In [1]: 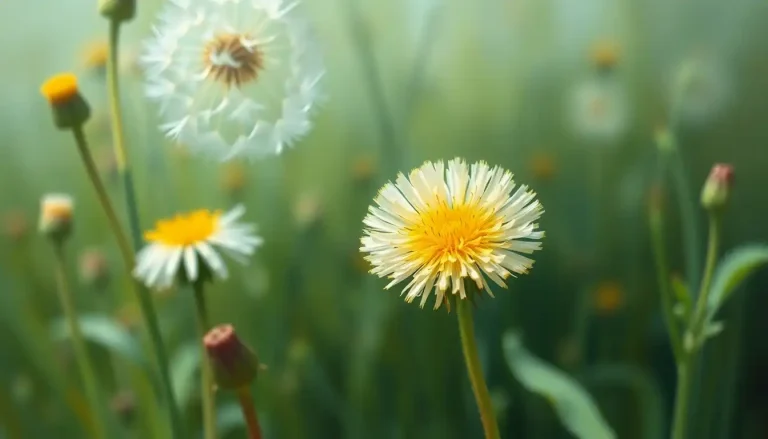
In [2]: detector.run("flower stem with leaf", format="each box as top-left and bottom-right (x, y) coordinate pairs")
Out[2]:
(51, 242), (107, 439)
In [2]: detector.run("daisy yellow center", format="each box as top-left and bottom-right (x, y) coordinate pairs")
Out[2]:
(405, 202), (501, 266)
(144, 209), (222, 247)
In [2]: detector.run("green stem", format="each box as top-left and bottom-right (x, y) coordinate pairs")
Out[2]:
(649, 205), (683, 362)
(670, 143), (702, 292)
(71, 124), (185, 438)
(105, 19), (186, 438)
(194, 282), (217, 439)
(670, 214), (720, 439)
(456, 299), (501, 439)
(51, 243), (107, 439)
(236, 387), (263, 439)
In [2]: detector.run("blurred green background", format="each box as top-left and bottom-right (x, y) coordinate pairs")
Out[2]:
(2, 0), (768, 437)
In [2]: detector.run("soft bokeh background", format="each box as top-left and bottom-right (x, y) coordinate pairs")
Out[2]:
(2, 0), (768, 437)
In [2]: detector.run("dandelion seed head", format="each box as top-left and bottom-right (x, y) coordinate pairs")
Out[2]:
(142, 0), (324, 160)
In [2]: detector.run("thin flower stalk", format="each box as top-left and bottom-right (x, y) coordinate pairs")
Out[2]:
(194, 281), (217, 439)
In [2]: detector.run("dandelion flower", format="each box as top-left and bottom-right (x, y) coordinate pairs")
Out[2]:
(134, 205), (262, 289)
(141, 0), (324, 160)
(568, 77), (629, 144)
(360, 159), (544, 309)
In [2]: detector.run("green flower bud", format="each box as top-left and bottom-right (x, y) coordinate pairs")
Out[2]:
(99, 0), (135, 22)
(38, 194), (74, 243)
(700, 163), (734, 212)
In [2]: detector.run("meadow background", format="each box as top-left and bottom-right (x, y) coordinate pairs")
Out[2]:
(1, 0), (768, 437)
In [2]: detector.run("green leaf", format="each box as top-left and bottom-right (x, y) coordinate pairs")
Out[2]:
(170, 342), (201, 408)
(503, 331), (616, 439)
(671, 275), (692, 319)
(50, 314), (149, 374)
(707, 245), (768, 320)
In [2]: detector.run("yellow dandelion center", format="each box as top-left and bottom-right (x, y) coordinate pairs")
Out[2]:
(144, 209), (221, 247)
(405, 202), (502, 269)
(42, 203), (73, 222)
(40, 73), (79, 105)
(203, 34), (264, 88)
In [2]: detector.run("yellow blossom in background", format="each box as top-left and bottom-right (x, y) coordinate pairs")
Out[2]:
(361, 158), (544, 309)
(351, 155), (377, 183)
(81, 40), (108, 73)
(220, 162), (248, 197)
(294, 192), (323, 229)
(3, 210), (29, 242)
(529, 152), (557, 182)
(38, 194), (74, 240)
(590, 40), (620, 73)
(593, 281), (624, 315)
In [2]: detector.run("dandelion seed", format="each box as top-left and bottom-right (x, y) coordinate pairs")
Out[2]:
(141, 0), (324, 160)
(568, 77), (629, 144)
(360, 158), (544, 309)
(134, 205), (262, 289)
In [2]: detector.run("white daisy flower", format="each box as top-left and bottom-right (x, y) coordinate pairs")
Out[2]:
(360, 158), (544, 309)
(141, 0), (324, 160)
(134, 205), (263, 289)
(567, 77), (629, 144)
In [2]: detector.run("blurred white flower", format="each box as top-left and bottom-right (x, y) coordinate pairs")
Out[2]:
(671, 55), (732, 125)
(142, 0), (324, 160)
(134, 205), (262, 289)
(567, 77), (629, 144)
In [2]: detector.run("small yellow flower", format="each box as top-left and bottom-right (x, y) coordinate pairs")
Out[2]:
(39, 194), (74, 240)
(590, 40), (620, 72)
(529, 153), (557, 182)
(134, 205), (262, 289)
(593, 281), (624, 315)
(3, 210), (29, 242)
(81, 40), (109, 72)
(220, 162), (247, 195)
(40, 73), (91, 129)
(361, 158), (544, 309)
(351, 155), (377, 182)
(40, 73), (80, 106)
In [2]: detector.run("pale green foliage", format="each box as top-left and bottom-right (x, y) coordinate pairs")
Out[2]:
(50, 314), (149, 374)
(706, 245), (768, 321)
(502, 331), (616, 439)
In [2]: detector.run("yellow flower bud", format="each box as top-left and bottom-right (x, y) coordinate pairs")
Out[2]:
(40, 74), (91, 129)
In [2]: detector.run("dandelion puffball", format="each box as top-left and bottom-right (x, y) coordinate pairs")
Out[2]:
(141, 0), (324, 160)
(360, 159), (544, 309)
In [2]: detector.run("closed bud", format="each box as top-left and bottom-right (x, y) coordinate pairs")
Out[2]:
(110, 390), (136, 425)
(700, 163), (734, 212)
(99, 0), (135, 22)
(39, 194), (74, 242)
(40, 74), (91, 130)
(3, 210), (29, 243)
(204, 324), (260, 391)
(79, 248), (111, 290)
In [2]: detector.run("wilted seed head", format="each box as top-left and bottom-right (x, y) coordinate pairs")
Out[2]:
(3, 210), (29, 243)
(79, 248), (111, 290)
(701, 163), (734, 212)
(99, 0), (135, 22)
(40, 73), (91, 129)
(109, 390), (136, 425)
(39, 194), (74, 242)
(294, 192), (323, 229)
(204, 324), (260, 391)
